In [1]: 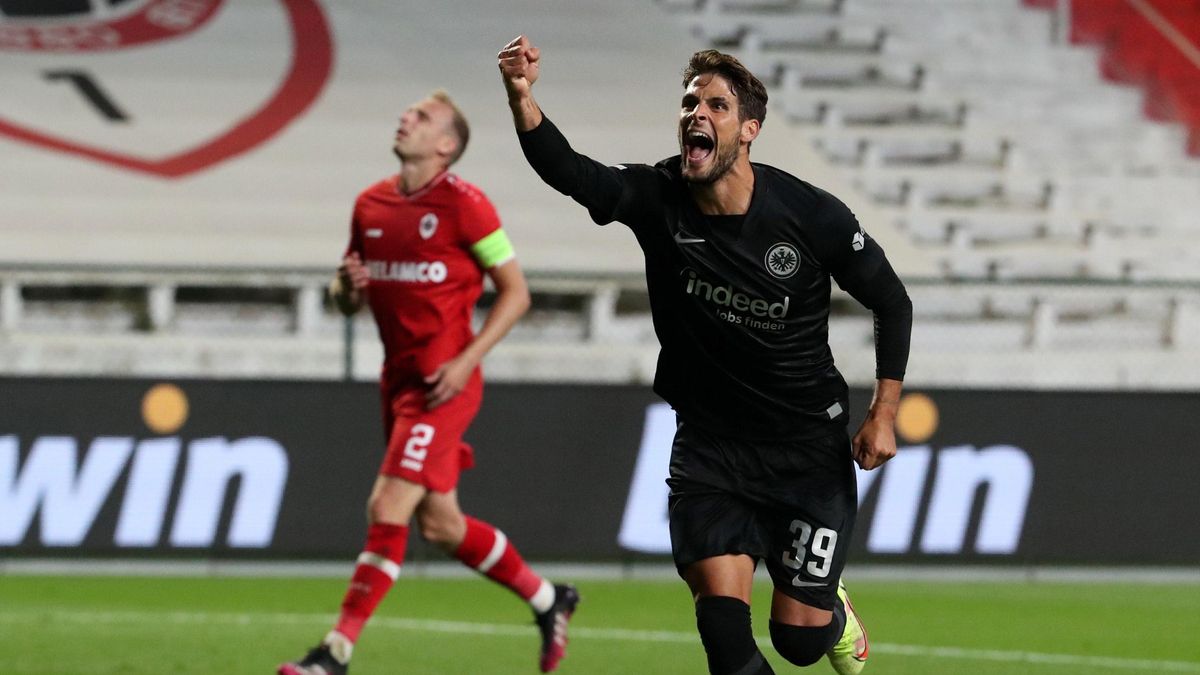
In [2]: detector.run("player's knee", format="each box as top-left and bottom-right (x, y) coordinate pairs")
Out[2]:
(365, 494), (392, 525)
(769, 619), (836, 667)
(415, 510), (449, 545)
(695, 596), (769, 674)
(415, 509), (463, 550)
(365, 479), (418, 525)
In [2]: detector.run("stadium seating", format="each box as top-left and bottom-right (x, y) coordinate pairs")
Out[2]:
(1061, 0), (1200, 154)
(693, 0), (1200, 269)
(0, 0), (1197, 389)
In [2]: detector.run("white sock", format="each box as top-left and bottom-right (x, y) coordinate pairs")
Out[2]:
(529, 579), (555, 614)
(322, 630), (354, 665)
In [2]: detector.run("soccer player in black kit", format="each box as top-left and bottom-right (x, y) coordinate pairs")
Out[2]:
(499, 36), (912, 675)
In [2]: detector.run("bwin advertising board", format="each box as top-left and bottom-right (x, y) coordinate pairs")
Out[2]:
(1, 379), (1196, 564)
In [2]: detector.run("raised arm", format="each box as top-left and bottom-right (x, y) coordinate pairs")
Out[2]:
(498, 35), (637, 225)
(498, 35), (544, 132)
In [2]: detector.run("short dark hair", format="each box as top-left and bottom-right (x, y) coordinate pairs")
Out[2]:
(681, 50), (768, 126)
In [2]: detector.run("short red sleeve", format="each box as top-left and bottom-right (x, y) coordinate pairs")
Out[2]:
(455, 187), (502, 248)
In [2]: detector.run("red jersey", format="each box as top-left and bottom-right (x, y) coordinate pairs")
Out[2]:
(346, 171), (508, 383)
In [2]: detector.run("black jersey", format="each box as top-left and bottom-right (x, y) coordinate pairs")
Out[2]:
(520, 117), (912, 441)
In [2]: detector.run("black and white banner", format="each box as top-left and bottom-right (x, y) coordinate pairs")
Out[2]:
(1, 378), (1196, 564)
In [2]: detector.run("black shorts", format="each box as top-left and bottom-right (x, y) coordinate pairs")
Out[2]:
(666, 417), (857, 610)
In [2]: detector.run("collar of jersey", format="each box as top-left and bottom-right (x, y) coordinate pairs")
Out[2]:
(395, 169), (451, 200)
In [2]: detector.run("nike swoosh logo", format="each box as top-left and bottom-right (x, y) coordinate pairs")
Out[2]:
(674, 231), (705, 244)
(792, 579), (829, 588)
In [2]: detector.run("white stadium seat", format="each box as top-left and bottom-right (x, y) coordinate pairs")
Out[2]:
(1, 0), (1197, 388)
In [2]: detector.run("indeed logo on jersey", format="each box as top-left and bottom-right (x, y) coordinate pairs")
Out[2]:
(367, 259), (448, 284)
(682, 268), (789, 329)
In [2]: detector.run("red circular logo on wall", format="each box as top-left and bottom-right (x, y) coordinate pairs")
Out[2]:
(0, 0), (333, 178)
(0, 0), (224, 52)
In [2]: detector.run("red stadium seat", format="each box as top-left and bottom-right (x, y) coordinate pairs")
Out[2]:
(1050, 0), (1200, 156)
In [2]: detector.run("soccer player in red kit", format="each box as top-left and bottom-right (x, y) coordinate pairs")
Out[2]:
(278, 90), (579, 675)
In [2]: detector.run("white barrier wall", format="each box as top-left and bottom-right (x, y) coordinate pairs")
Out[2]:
(0, 0), (928, 276)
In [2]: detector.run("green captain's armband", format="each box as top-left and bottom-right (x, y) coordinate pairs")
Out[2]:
(471, 228), (516, 268)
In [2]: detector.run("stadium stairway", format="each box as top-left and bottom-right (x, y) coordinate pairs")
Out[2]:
(1, 0), (1198, 389)
(665, 0), (1200, 285)
(656, 0), (1200, 388)
(1046, 0), (1200, 155)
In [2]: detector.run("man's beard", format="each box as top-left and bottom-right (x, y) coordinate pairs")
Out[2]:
(683, 139), (738, 186)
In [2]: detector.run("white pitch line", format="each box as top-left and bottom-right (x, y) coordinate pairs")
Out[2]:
(874, 643), (1200, 673)
(2, 609), (1199, 672)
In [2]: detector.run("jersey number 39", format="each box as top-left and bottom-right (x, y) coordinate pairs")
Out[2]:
(781, 519), (838, 583)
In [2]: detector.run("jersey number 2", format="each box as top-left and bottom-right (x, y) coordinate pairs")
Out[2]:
(399, 423), (435, 472)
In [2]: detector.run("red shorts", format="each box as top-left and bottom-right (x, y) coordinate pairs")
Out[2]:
(379, 369), (482, 493)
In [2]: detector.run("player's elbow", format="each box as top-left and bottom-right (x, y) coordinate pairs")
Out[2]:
(896, 286), (913, 314)
(497, 279), (531, 318)
(873, 284), (912, 323)
(512, 286), (531, 317)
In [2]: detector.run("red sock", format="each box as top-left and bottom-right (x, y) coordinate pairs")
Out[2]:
(454, 516), (543, 600)
(334, 522), (408, 642)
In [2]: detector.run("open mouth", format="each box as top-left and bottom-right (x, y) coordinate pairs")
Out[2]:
(684, 130), (714, 165)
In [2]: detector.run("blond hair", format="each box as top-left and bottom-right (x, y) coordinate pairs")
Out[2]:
(430, 89), (470, 165)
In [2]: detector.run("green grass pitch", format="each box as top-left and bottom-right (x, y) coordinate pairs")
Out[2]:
(2, 574), (1198, 674)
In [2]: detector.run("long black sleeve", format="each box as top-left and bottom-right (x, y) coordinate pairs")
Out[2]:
(833, 250), (913, 381)
(517, 116), (628, 225)
(515, 126), (909, 439)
